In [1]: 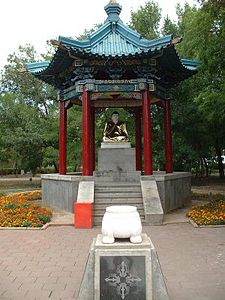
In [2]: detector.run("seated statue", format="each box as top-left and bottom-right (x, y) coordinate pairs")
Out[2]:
(103, 111), (129, 143)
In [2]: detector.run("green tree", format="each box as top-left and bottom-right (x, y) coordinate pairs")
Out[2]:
(0, 45), (60, 173)
(130, 1), (225, 177)
(77, 24), (102, 40)
(161, 15), (178, 36)
(0, 93), (45, 175)
(130, 0), (161, 39)
(176, 3), (225, 177)
(1, 45), (57, 116)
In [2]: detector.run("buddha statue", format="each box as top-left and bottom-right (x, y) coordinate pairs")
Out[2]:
(103, 111), (129, 143)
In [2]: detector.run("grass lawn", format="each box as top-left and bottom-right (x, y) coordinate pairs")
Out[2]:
(0, 178), (41, 195)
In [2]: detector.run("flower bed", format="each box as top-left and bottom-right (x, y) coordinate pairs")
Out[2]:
(0, 191), (52, 227)
(187, 194), (225, 226)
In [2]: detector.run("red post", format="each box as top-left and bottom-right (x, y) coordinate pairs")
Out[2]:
(82, 87), (92, 176)
(142, 85), (153, 175)
(135, 109), (142, 171)
(59, 100), (67, 175)
(90, 108), (95, 173)
(164, 100), (173, 173)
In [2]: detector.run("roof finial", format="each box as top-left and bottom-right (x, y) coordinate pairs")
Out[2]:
(105, 0), (122, 21)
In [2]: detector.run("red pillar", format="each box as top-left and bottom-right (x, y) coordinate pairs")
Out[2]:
(82, 87), (92, 176)
(59, 100), (67, 175)
(142, 85), (153, 175)
(90, 107), (95, 173)
(135, 109), (142, 171)
(164, 100), (173, 173)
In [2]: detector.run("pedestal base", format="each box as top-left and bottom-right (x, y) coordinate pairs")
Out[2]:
(101, 142), (131, 149)
(98, 147), (136, 172)
(78, 234), (169, 300)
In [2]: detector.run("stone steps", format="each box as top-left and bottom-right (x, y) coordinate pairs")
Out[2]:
(94, 197), (143, 202)
(94, 210), (145, 217)
(94, 192), (142, 199)
(94, 203), (144, 210)
(95, 182), (141, 186)
(94, 181), (145, 226)
(95, 187), (141, 193)
(94, 205), (145, 215)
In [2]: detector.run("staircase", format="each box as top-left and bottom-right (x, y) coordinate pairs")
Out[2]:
(94, 182), (145, 226)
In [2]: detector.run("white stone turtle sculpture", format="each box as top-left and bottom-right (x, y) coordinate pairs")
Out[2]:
(101, 205), (142, 244)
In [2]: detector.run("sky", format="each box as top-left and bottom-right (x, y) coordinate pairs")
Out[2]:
(0, 0), (196, 71)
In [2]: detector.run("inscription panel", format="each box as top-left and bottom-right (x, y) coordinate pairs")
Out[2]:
(100, 256), (146, 300)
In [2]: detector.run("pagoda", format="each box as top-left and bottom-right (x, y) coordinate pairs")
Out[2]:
(27, 0), (199, 226)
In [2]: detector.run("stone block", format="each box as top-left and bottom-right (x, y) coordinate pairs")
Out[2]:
(78, 240), (95, 300)
(101, 142), (131, 149)
(141, 172), (191, 213)
(78, 234), (169, 300)
(98, 148), (136, 172)
(94, 171), (141, 182)
(141, 180), (164, 225)
(77, 181), (94, 203)
(41, 174), (93, 213)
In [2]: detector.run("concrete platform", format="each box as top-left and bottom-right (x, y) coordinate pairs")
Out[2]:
(142, 172), (191, 213)
(41, 172), (191, 218)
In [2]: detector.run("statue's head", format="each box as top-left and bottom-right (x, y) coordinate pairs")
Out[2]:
(111, 111), (119, 124)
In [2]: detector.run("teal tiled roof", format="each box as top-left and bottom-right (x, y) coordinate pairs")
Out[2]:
(26, 1), (200, 88)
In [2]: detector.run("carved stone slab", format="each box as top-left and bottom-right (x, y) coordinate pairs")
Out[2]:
(100, 255), (146, 300)
(94, 235), (153, 300)
(77, 181), (94, 203)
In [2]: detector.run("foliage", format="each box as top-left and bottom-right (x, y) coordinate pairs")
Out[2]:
(0, 190), (52, 227)
(0, 93), (45, 174)
(67, 106), (83, 171)
(187, 194), (225, 225)
(161, 15), (178, 36)
(129, 0), (225, 176)
(77, 24), (102, 40)
(175, 2), (225, 177)
(0, 45), (60, 174)
(0, 1), (225, 177)
(1, 44), (57, 116)
(130, 0), (161, 39)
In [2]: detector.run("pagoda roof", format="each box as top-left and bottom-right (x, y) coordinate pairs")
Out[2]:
(26, 0), (200, 89)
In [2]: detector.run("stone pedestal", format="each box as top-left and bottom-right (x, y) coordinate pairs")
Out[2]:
(101, 142), (131, 149)
(78, 234), (169, 300)
(98, 146), (136, 172)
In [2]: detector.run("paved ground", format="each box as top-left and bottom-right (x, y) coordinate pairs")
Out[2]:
(0, 224), (225, 300)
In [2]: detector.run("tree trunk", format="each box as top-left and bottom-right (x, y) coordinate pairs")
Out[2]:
(54, 161), (59, 173)
(200, 158), (204, 177)
(215, 146), (224, 178)
(203, 157), (209, 177)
